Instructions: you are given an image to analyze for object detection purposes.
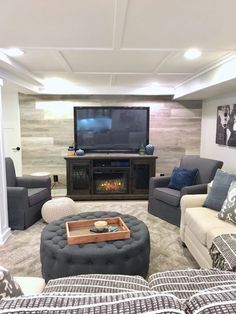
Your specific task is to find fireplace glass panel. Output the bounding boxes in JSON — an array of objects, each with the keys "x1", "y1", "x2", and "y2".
[
  {"x1": 72, "y1": 165, "x2": 90, "y2": 191},
  {"x1": 94, "y1": 171, "x2": 128, "y2": 194}
]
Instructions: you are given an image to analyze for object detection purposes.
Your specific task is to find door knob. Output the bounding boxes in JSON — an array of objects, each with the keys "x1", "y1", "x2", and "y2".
[{"x1": 12, "y1": 147, "x2": 21, "y2": 151}]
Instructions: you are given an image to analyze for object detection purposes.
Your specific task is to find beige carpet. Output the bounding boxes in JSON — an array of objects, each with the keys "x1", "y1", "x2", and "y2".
[{"x1": 0, "y1": 200, "x2": 198, "y2": 277}]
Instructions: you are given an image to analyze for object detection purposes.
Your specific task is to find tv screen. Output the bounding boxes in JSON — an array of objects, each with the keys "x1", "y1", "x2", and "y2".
[{"x1": 74, "y1": 106, "x2": 149, "y2": 153}]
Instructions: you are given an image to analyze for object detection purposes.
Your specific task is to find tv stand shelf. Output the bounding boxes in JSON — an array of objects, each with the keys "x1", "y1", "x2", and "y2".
[{"x1": 65, "y1": 154, "x2": 157, "y2": 200}]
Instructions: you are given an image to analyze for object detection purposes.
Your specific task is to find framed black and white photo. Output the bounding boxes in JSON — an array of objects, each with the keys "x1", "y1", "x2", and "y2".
[{"x1": 216, "y1": 104, "x2": 236, "y2": 147}]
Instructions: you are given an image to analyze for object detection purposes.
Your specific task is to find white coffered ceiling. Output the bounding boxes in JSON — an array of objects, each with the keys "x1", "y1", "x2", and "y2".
[{"x1": 0, "y1": 0, "x2": 236, "y2": 99}]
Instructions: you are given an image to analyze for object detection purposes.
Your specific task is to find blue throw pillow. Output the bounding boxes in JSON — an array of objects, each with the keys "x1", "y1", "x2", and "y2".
[
  {"x1": 204, "y1": 169, "x2": 236, "y2": 211},
  {"x1": 168, "y1": 167, "x2": 198, "y2": 190}
]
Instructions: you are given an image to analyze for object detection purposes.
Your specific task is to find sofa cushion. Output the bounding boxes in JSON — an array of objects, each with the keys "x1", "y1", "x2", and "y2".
[
  {"x1": 218, "y1": 180, "x2": 236, "y2": 224},
  {"x1": 28, "y1": 188, "x2": 49, "y2": 206},
  {"x1": 149, "y1": 269, "x2": 236, "y2": 301},
  {"x1": 0, "y1": 267, "x2": 23, "y2": 300},
  {"x1": 43, "y1": 274, "x2": 150, "y2": 294},
  {"x1": 154, "y1": 187, "x2": 180, "y2": 206},
  {"x1": 203, "y1": 169, "x2": 236, "y2": 211},
  {"x1": 186, "y1": 284, "x2": 236, "y2": 314},
  {"x1": 0, "y1": 292, "x2": 185, "y2": 313},
  {"x1": 168, "y1": 166, "x2": 198, "y2": 190},
  {"x1": 184, "y1": 207, "x2": 225, "y2": 246}
]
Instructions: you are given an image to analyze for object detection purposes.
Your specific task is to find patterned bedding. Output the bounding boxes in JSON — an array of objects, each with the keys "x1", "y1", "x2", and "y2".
[
  {"x1": 209, "y1": 233, "x2": 236, "y2": 271},
  {"x1": 0, "y1": 270, "x2": 236, "y2": 313}
]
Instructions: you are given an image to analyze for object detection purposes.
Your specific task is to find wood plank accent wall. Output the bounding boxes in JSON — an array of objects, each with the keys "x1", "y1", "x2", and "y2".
[{"x1": 19, "y1": 94, "x2": 202, "y2": 185}]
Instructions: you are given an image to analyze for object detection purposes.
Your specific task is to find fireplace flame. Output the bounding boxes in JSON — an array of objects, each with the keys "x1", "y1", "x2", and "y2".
[{"x1": 98, "y1": 179, "x2": 126, "y2": 192}]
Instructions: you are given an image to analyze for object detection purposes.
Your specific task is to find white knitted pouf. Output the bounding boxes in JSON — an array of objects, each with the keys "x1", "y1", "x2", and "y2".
[{"x1": 42, "y1": 197, "x2": 77, "y2": 223}]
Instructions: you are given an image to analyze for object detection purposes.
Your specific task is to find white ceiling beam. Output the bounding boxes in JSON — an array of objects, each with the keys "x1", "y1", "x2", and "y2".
[
  {"x1": 0, "y1": 56, "x2": 43, "y2": 86},
  {"x1": 0, "y1": 68, "x2": 40, "y2": 92},
  {"x1": 174, "y1": 54, "x2": 236, "y2": 99}
]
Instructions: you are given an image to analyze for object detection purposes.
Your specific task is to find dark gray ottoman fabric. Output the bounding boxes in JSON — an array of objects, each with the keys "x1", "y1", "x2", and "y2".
[{"x1": 40, "y1": 211, "x2": 150, "y2": 282}]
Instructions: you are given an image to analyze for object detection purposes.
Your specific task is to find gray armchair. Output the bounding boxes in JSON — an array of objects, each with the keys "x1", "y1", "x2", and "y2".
[
  {"x1": 5, "y1": 157, "x2": 51, "y2": 230},
  {"x1": 148, "y1": 155, "x2": 223, "y2": 226}
]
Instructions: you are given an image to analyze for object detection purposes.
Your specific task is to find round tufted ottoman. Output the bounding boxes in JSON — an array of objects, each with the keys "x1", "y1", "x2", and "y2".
[
  {"x1": 41, "y1": 197, "x2": 77, "y2": 223},
  {"x1": 40, "y1": 211, "x2": 150, "y2": 282}
]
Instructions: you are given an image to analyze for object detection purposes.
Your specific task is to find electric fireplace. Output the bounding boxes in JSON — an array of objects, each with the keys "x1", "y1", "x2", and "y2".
[{"x1": 94, "y1": 170, "x2": 129, "y2": 194}]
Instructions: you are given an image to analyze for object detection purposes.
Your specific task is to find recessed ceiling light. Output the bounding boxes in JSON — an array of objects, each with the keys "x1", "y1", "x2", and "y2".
[
  {"x1": 0, "y1": 48, "x2": 24, "y2": 57},
  {"x1": 184, "y1": 48, "x2": 202, "y2": 60}
]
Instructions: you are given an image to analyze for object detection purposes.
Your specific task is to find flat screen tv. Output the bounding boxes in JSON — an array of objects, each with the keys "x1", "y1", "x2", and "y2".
[{"x1": 74, "y1": 106, "x2": 150, "y2": 153}]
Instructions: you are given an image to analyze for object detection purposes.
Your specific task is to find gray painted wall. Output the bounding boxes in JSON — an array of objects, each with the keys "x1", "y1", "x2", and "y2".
[{"x1": 19, "y1": 94, "x2": 202, "y2": 184}]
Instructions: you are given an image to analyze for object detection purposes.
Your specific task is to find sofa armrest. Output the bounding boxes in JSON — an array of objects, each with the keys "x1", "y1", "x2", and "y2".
[
  {"x1": 181, "y1": 183, "x2": 208, "y2": 197},
  {"x1": 180, "y1": 194, "x2": 207, "y2": 211},
  {"x1": 180, "y1": 194, "x2": 208, "y2": 241},
  {"x1": 16, "y1": 176, "x2": 51, "y2": 190}
]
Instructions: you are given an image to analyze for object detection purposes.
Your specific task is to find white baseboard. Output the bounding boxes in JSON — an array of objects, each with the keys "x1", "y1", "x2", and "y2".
[{"x1": 0, "y1": 227, "x2": 11, "y2": 245}]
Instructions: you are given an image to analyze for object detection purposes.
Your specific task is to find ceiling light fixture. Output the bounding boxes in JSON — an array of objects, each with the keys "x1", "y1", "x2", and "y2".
[
  {"x1": 184, "y1": 48, "x2": 202, "y2": 60},
  {"x1": 0, "y1": 48, "x2": 24, "y2": 57}
]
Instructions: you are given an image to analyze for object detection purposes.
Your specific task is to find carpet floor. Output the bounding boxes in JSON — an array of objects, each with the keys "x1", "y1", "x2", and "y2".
[{"x1": 0, "y1": 200, "x2": 198, "y2": 277}]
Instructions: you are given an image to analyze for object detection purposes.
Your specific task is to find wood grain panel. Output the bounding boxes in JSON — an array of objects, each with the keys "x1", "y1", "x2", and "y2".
[{"x1": 19, "y1": 94, "x2": 202, "y2": 184}]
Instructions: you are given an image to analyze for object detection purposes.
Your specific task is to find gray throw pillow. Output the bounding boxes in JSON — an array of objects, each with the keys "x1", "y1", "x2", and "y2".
[
  {"x1": 203, "y1": 169, "x2": 236, "y2": 211},
  {"x1": 218, "y1": 180, "x2": 236, "y2": 224},
  {"x1": 0, "y1": 266, "x2": 23, "y2": 300}
]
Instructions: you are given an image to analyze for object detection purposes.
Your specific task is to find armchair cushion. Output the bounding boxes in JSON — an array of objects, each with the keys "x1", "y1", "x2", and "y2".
[
  {"x1": 168, "y1": 167, "x2": 198, "y2": 190},
  {"x1": 154, "y1": 187, "x2": 180, "y2": 206},
  {"x1": 204, "y1": 169, "x2": 236, "y2": 211}
]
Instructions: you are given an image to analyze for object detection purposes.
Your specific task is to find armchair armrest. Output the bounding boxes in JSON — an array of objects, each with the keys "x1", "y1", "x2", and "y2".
[
  {"x1": 149, "y1": 176, "x2": 171, "y2": 189},
  {"x1": 181, "y1": 183, "x2": 208, "y2": 197},
  {"x1": 7, "y1": 187, "x2": 29, "y2": 229},
  {"x1": 149, "y1": 176, "x2": 171, "y2": 198},
  {"x1": 16, "y1": 176, "x2": 51, "y2": 190}
]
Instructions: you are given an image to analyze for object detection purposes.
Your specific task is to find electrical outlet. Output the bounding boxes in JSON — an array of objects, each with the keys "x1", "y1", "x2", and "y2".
[{"x1": 53, "y1": 175, "x2": 58, "y2": 182}]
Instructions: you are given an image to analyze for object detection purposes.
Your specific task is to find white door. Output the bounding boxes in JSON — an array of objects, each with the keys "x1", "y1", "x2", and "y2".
[
  {"x1": 2, "y1": 90, "x2": 22, "y2": 176},
  {"x1": 3, "y1": 127, "x2": 22, "y2": 175}
]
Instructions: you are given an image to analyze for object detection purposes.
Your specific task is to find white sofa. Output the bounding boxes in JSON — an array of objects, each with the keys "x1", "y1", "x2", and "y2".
[{"x1": 180, "y1": 194, "x2": 236, "y2": 268}]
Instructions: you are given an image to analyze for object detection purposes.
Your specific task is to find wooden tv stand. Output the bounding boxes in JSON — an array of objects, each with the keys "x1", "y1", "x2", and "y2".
[{"x1": 65, "y1": 154, "x2": 157, "y2": 200}]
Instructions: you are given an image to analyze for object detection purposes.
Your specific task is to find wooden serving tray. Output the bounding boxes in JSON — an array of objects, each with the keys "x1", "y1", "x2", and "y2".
[{"x1": 66, "y1": 217, "x2": 130, "y2": 244}]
